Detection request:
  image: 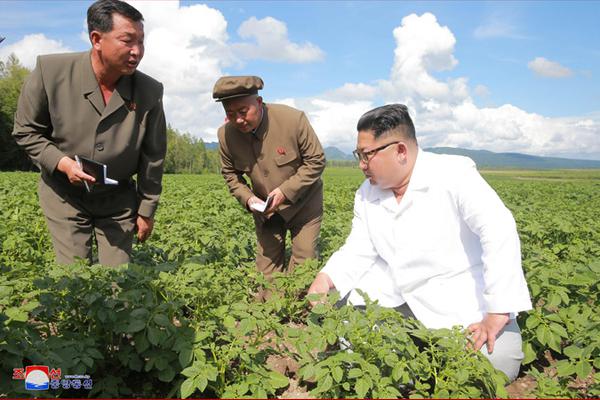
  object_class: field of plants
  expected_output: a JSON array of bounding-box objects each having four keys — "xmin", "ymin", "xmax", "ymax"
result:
[{"xmin": 1, "ymin": 168, "xmax": 599, "ymax": 398}]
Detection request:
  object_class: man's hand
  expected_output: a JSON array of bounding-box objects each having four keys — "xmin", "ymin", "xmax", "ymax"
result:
[
  {"xmin": 467, "ymin": 313, "xmax": 510, "ymax": 353},
  {"xmin": 57, "ymin": 156, "xmax": 95, "ymax": 185},
  {"xmin": 264, "ymin": 187, "xmax": 286, "ymax": 215},
  {"xmin": 307, "ymin": 272, "xmax": 335, "ymax": 307},
  {"xmin": 136, "ymin": 215, "xmax": 154, "ymax": 243}
]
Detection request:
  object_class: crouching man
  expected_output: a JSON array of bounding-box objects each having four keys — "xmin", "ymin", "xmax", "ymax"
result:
[{"xmin": 308, "ymin": 104, "xmax": 532, "ymax": 381}]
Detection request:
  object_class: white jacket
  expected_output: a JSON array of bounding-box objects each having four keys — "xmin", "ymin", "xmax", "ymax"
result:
[{"xmin": 321, "ymin": 149, "xmax": 532, "ymax": 329}]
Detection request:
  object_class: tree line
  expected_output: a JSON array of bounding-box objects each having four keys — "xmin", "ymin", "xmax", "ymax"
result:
[{"xmin": 0, "ymin": 55, "xmax": 220, "ymax": 174}]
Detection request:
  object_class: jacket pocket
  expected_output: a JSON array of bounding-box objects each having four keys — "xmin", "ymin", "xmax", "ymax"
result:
[{"xmin": 274, "ymin": 149, "xmax": 299, "ymax": 166}]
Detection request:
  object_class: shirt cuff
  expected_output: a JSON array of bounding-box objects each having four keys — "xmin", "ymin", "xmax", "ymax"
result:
[{"xmin": 320, "ymin": 264, "xmax": 354, "ymax": 299}]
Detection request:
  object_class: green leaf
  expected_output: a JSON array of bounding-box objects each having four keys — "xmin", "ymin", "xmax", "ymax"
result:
[
  {"xmin": 5, "ymin": 307, "xmax": 28, "ymax": 322},
  {"xmin": 525, "ymin": 315, "xmax": 540, "ymax": 329},
  {"xmin": 311, "ymin": 303, "xmax": 327, "ymax": 315},
  {"xmin": 158, "ymin": 366, "xmax": 176, "ymax": 382},
  {"xmin": 135, "ymin": 332, "xmax": 150, "ymax": 353},
  {"xmin": 180, "ymin": 377, "xmax": 196, "ymax": 398},
  {"xmin": 301, "ymin": 364, "xmax": 316, "ymax": 380},
  {"xmin": 348, "ymin": 368, "xmax": 363, "ymax": 379},
  {"xmin": 522, "ymin": 342, "xmax": 536, "ymax": 365},
  {"xmin": 563, "ymin": 345, "xmax": 583, "ymax": 359},
  {"xmin": 147, "ymin": 326, "xmax": 161, "ymax": 346},
  {"xmin": 223, "ymin": 315, "xmax": 236, "ymax": 329},
  {"xmin": 154, "ymin": 313, "xmax": 171, "ymax": 327},
  {"xmin": 20, "ymin": 300, "xmax": 40, "ymax": 312},
  {"xmin": 126, "ymin": 319, "xmax": 146, "ymax": 333},
  {"xmin": 384, "ymin": 353, "xmax": 398, "ymax": 367},
  {"xmin": 355, "ymin": 377, "xmax": 369, "ymax": 398},
  {"xmin": 81, "ymin": 356, "xmax": 94, "ymax": 368},
  {"xmin": 178, "ymin": 346, "xmax": 193, "ymax": 368},
  {"xmin": 548, "ymin": 322, "xmax": 568, "ymax": 338},
  {"xmin": 556, "ymin": 360, "xmax": 576, "ymax": 377},
  {"xmin": 317, "ymin": 375, "xmax": 333, "ymax": 394},
  {"xmin": 87, "ymin": 348, "xmax": 104, "ymax": 359},
  {"xmin": 575, "ymin": 360, "xmax": 592, "ymax": 380},
  {"xmin": 332, "ymin": 366, "xmax": 343, "ymax": 383},
  {"xmin": 195, "ymin": 375, "xmax": 208, "ymax": 392},
  {"xmin": 268, "ymin": 371, "xmax": 289, "ymax": 389}
]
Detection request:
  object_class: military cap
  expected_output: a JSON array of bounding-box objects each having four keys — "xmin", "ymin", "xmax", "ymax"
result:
[{"xmin": 212, "ymin": 76, "xmax": 264, "ymax": 102}]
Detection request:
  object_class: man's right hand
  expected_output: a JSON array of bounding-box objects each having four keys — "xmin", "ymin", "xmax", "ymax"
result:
[
  {"xmin": 57, "ymin": 156, "xmax": 95, "ymax": 185},
  {"xmin": 307, "ymin": 272, "xmax": 335, "ymax": 307}
]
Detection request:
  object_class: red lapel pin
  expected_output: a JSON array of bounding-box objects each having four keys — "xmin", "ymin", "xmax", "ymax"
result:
[
  {"xmin": 127, "ymin": 101, "xmax": 137, "ymax": 111},
  {"xmin": 276, "ymin": 147, "xmax": 286, "ymax": 155}
]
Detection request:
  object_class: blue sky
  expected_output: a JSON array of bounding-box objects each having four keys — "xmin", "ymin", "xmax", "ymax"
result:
[{"xmin": 1, "ymin": 1, "xmax": 599, "ymax": 159}]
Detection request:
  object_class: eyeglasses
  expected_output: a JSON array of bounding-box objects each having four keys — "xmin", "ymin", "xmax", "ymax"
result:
[{"xmin": 352, "ymin": 141, "xmax": 400, "ymax": 163}]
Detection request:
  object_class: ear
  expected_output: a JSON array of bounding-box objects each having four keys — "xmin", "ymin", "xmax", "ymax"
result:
[
  {"xmin": 396, "ymin": 142, "xmax": 409, "ymax": 162},
  {"xmin": 256, "ymin": 96, "xmax": 263, "ymax": 106},
  {"xmin": 90, "ymin": 31, "xmax": 103, "ymax": 50}
]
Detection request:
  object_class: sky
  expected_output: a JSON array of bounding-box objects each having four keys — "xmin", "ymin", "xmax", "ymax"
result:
[{"xmin": 1, "ymin": 0, "xmax": 599, "ymax": 160}]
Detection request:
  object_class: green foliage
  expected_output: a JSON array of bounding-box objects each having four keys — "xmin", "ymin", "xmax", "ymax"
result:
[
  {"xmin": 0, "ymin": 54, "xmax": 34, "ymax": 171},
  {"xmin": 1, "ymin": 169, "xmax": 599, "ymax": 397},
  {"xmin": 164, "ymin": 125, "xmax": 221, "ymax": 174}
]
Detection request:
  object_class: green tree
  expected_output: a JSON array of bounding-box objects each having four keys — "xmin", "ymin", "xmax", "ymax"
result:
[
  {"xmin": 164, "ymin": 125, "xmax": 220, "ymax": 174},
  {"xmin": 0, "ymin": 54, "xmax": 34, "ymax": 170}
]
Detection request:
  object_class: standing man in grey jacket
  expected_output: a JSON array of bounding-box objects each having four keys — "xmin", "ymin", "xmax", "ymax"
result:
[{"xmin": 12, "ymin": 0, "xmax": 166, "ymax": 266}]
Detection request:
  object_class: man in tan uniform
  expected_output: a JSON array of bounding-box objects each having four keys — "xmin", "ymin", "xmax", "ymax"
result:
[
  {"xmin": 12, "ymin": 0, "xmax": 166, "ymax": 266},
  {"xmin": 214, "ymin": 76, "xmax": 325, "ymax": 278}
]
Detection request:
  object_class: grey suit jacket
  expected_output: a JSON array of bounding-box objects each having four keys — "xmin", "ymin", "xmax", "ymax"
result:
[{"xmin": 13, "ymin": 50, "xmax": 166, "ymax": 217}]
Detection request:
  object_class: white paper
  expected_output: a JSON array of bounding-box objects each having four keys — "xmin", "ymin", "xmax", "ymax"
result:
[
  {"xmin": 103, "ymin": 165, "xmax": 118, "ymax": 185},
  {"xmin": 250, "ymin": 196, "xmax": 272, "ymax": 213}
]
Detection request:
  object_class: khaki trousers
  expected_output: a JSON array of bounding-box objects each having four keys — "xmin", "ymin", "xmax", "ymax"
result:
[
  {"xmin": 38, "ymin": 178, "xmax": 137, "ymax": 266},
  {"xmin": 253, "ymin": 207, "xmax": 322, "ymax": 279}
]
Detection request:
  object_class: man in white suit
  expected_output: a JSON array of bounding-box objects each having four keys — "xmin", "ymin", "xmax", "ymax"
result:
[{"xmin": 308, "ymin": 104, "xmax": 532, "ymax": 381}]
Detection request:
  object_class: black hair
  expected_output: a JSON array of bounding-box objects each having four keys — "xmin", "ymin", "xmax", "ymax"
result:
[
  {"xmin": 356, "ymin": 104, "xmax": 416, "ymax": 141},
  {"xmin": 87, "ymin": 0, "xmax": 143, "ymax": 34}
]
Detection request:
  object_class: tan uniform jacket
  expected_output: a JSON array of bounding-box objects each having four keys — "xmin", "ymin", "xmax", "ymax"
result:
[
  {"xmin": 12, "ymin": 50, "xmax": 166, "ymax": 217},
  {"xmin": 218, "ymin": 103, "xmax": 325, "ymax": 221}
]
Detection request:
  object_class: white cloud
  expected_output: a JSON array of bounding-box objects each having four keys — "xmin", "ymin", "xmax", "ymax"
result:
[
  {"xmin": 0, "ymin": 34, "xmax": 70, "ymax": 68},
  {"xmin": 284, "ymin": 13, "xmax": 600, "ymax": 160},
  {"xmin": 127, "ymin": 1, "xmax": 234, "ymax": 142},
  {"xmin": 3, "ymin": 6, "xmax": 598, "ymax": 160},
  {"xmin": 528, "ymin": 57, "xmax": 573, "ymax": 78},
  {"xmin": 233, "ymin": 16, "xmax": 324, "ymax": 63}
]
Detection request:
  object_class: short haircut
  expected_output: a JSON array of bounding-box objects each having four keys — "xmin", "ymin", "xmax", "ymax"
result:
[
  {"xmin": 356, "ymin": 104, "xmax": 416, "ymax": 141},
  {"xmin": 87, "ymin": 0, "xmax": 144, "ymax": 35}
]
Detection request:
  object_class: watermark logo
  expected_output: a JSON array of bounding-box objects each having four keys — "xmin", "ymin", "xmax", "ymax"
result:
[
  {"xmin": 13, "ymin": 366, "xmax": 92, "ymax": 391},
  {"xmin": 24, "ymin": 366, "xmax": 49, "ymax": 391}
]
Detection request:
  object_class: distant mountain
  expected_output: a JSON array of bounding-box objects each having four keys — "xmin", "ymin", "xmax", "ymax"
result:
[
  {"xmin": 425, "ymin": 147, "xmax": 600, "ymax": 169},
  {"xmin": 324, "ymin": 146, "xmax": 354, "ymax": 161},
  {"xmin": 204, "ymin": 141, "xmax": 219, "ymax": 150},
  {"xmin": 202, "ymin": 141, "xmax": 600, "ymax": 169}
]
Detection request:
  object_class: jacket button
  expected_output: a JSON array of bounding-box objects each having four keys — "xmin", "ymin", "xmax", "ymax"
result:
[{"xmin": 95, "ymin": 143, "xmax": 104, "ymax": 151}]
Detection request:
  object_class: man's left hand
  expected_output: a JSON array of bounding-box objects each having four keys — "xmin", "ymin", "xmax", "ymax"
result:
[
  {"xmin": 467, "ymin": 313, "xmax": 510, "ymax": 353},
  {"xmin": 264, "ymin": 187, "xmax": 286, "ymax": 216},
  {"xmin": 136, "ymin": 215, "xmax": 154, "ymax": 243}
]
